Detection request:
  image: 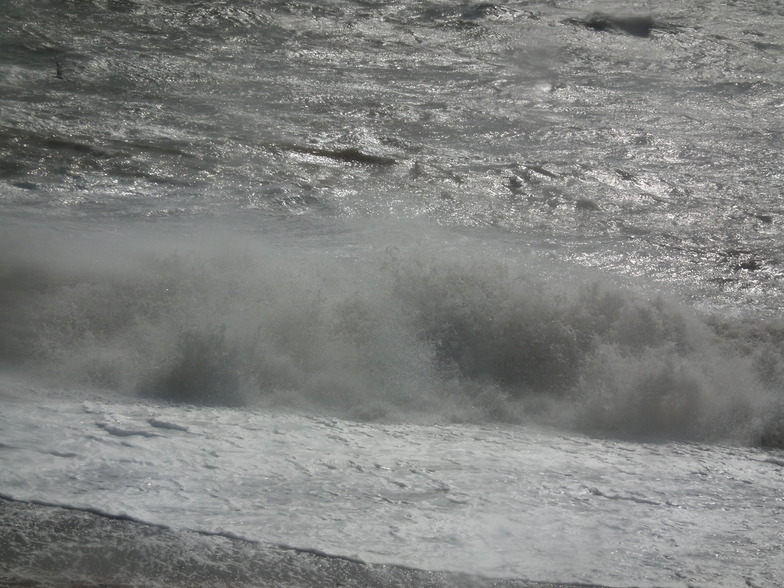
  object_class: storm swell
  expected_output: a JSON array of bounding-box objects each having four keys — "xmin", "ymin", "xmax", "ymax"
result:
[{"xmin": 1, "ymin": 224, "xmax": 781, "ymax": 446}]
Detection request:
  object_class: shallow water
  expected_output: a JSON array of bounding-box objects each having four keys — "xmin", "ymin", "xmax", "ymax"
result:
[{"xmin": 1, "ymin": 375, "xmax": 783, "ymax": 587}]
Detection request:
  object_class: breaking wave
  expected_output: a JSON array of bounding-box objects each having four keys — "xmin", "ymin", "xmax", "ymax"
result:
[{"xmin": 1, "ymin": 223, "xmax": 782, "ymax": 446}]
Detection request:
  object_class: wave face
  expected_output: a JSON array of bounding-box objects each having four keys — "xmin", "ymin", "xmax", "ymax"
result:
[{"xmin": 2, "ymin": 225, "xmax": 781, "ymax": 445}]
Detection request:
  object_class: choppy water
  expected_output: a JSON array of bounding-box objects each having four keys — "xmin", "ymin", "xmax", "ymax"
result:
[{"xmin": 1, "ymin": 1, "xmax": 783, "ymax": 587}]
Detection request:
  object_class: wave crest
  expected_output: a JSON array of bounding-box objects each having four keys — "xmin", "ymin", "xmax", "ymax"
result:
[{"xmin": 1, "ymin": 225, "xmax": 782, "ymax": 445}]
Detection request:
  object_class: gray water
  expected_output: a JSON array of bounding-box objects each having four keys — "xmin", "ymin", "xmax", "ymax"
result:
[{"xmin": 1, "ymin": 1, "xmax": 783, "ymax": 587}]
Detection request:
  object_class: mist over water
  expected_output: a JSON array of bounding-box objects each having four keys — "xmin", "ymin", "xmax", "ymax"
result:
[{"xmin": 2, "ymin": 221, "xmax": 781, "ymax": 446}]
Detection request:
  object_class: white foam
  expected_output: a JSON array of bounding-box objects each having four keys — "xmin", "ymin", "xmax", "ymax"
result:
[
  {"xmin": 0, "ymin": 222, "xmax": 781, "ymax": 444},
  {"xmin": 1, "ymin": 374, "xmax": 782, "ymax": 587}
]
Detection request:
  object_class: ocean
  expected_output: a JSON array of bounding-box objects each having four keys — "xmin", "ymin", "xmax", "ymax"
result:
[{"xmin": 1, "ymin": 1, "xmax": 783, "ymax": 586}]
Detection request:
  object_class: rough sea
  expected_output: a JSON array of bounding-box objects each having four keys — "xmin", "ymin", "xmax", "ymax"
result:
[{"xmin": 1, "ymin": 1, "xmax": 783, "ymax": 586}]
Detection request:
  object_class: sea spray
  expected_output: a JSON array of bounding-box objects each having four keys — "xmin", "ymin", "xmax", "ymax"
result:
[{"xmin": 1, "ymin": 224, "xmax": 781, "ymax": 444}]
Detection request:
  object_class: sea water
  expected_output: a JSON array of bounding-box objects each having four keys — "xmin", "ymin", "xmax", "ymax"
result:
[{"xmin": 1, "ymin": 1, "xmax": 782, "ymax": 587}]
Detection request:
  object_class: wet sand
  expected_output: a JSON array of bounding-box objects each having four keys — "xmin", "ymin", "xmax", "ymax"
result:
[{"xmin": 0, "ymin": 497, "xmax": 614, "ymax": 588}]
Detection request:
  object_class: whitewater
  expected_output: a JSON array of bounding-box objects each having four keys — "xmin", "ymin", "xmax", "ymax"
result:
[{"xmin": 1, "ymin": 1, "xmax": 782, "ymax": 587}]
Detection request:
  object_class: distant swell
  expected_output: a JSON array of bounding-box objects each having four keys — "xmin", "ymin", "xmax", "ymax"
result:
[{"xmin": 1, "ymin": 225, "xmax": 782, "ymax": 447}]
